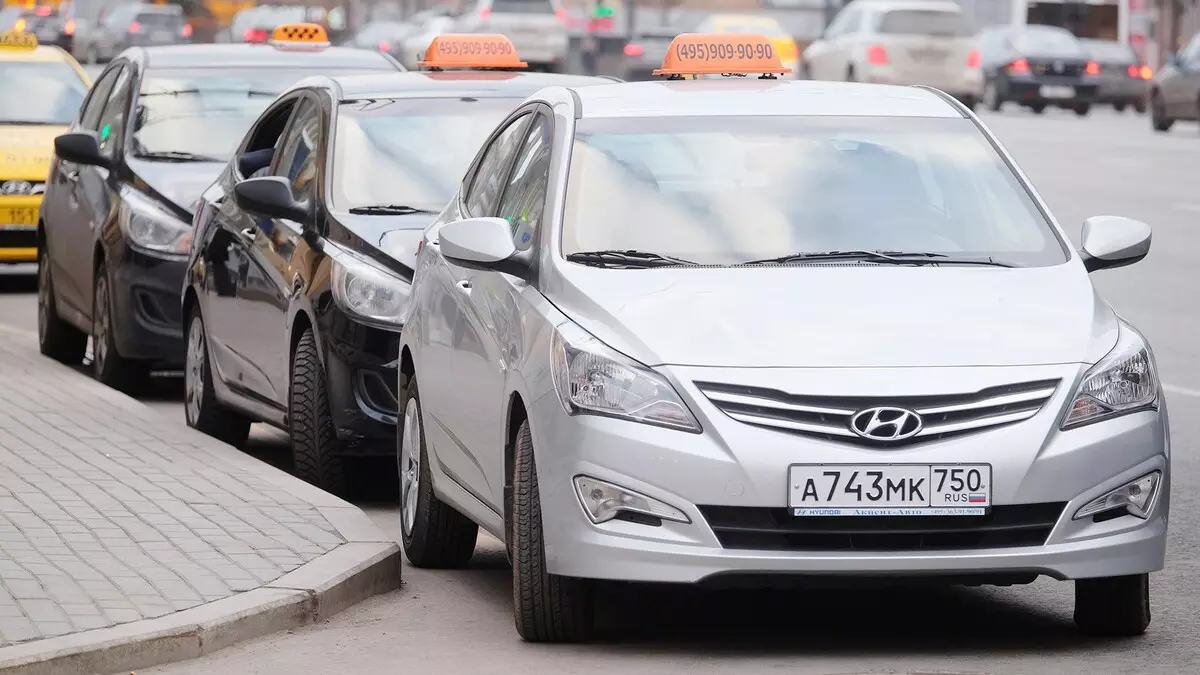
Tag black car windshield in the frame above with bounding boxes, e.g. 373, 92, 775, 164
333, 97, 519, 214
133, 68, 359, 162
0, 61, 88, 125
1013, 27, 1084, 56
561, 116, 1069, 267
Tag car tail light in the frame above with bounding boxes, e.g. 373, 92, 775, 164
378, 40, 391, 52
966, 48, 980, 69
1139, 65, 1152, 79
181, 23, 192, 37
128, 20, 141, 33
479, 6, 491, 20
1006, 58, 1030, 74
35, 5, 51, 15
64, 19, 76, 35
1085, 60, 1099, 75
865, 44, 887, 65
623, 42, 643, 57
555, 7, 567, 24
245, 28, 267, 43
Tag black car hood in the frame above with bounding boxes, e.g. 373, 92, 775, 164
128, 158, 226, 217
333, 212, 435, 274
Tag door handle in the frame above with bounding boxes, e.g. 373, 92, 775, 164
455, 279, 471, 293
239, 227, 257, 239
63, 168, 79, 182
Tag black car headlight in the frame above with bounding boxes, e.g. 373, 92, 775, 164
119, 189, 192, 259
330, 250, 411, 330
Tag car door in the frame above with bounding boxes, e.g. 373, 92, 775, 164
420, 111, 530, 506
460, 112, 553, 507
1163, 35, 1200, 117
234, 96, 322, 406
44, 64, 119, 316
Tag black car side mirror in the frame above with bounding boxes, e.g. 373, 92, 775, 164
54, 131, 111, 169
232, 176, 310, 224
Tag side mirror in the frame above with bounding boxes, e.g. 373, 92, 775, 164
232, 176, 309, 224
54, 132, 111, 169
438, 216, 528, 277
1079, 215, 1151, 272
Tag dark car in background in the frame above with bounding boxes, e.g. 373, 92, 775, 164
83, 3, 192, 64
622, 24, 681, 81
36, 39, 404, 393
0, 5, 77, 52
1081, 38, 1149, 113
977, 24, 1099, 115
1148, 31, 1200, 132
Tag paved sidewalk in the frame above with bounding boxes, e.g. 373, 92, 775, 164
0, 326, 400, 674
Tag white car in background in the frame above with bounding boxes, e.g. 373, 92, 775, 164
802, 0, 983, 108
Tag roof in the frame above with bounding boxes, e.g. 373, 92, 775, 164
569, 80, 963, 119
331, 71, 616, 100
0, 44, 74, 63
140, 44, 400, 70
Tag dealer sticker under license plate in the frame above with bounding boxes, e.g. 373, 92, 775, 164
789, 464, 991, 516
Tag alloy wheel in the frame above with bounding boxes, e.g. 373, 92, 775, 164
37, 260, 50, 340
399, 397, 421, 537
93, 276, 109, 374
185, 317, 206, 425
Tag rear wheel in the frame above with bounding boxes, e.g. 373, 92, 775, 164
1074, 574, 1151, 637
1134, 99, 1147, 114
1150, 91, 1173, 131
288, 328, 347, 495
37, 245, 87, 364
984, 81, 1002, 111
1113, 101, 1127, 112
1074, 102, 1091, 116
92, 262, 149, 393
1029, 102, 1046, 114
184, 307, 251, 448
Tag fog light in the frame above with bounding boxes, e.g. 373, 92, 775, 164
1074, 471, 1161, 520
573, 476, 689, 525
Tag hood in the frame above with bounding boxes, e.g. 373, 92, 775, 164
335, 212, 432, 271
128, 158, 225, 213
548, 264, 1118, 368
0, 125, 65, 179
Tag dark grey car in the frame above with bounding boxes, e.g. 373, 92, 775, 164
85, 4, 191, 64
1149, 31, 1200, 132
1081, 39, 1148, 113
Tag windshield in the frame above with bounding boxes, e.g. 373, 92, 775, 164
0, 61, 87, 125
562, 116, 1068, 267
334, 97, 519, 214
877, 9, 973, 37
1014, 27, 1083, 55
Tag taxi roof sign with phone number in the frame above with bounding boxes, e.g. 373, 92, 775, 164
654, 33, 791, 77
269, 23, 330, 50
418, 34, 527, 70
0, 31, 38, 50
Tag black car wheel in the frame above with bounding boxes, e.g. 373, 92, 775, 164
37, 245, 87, 364
288, 328, 347, 495
511, 419, 595, 642
92, 262, 148, 392
1028, 102, 1046, 114
1074, 102, 1091, 116
1150, 91, 1173, 131
1134, 99, 1147, 114
984, 80, 1002, 111
1075, 574, 1151, 636
184, 306, 251, 448
1113, 102, 1126, 112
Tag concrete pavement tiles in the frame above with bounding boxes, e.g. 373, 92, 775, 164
0, 326, 400, 673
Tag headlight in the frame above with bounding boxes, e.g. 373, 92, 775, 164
119, 190, 192, 258
330, 251, 411, 330
550, 321, 701, 433
1061, 322, 1158, 429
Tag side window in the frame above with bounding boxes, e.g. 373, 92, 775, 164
1181, 35, 1200, 64
464, 114, 530, 217
78, 67, 119, 130
272, 99, 321, 201
496, 116, 552, 252
95, 66, 133, 159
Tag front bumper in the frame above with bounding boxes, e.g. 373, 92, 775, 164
110, 247, 187, 366
532, 364, 1169, 584
317, 304, 401, 455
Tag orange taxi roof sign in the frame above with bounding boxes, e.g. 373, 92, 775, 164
653, 33, 791, 77
269, 23, 329, 49
417, 34, 527, 70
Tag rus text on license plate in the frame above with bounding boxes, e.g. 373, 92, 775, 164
0, 207, 38, 226
789, 464, 991, 516
1040, 85, 1075, 99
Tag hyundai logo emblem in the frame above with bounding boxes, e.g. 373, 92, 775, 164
849, 406, 923, 442
0, 180, 39, 196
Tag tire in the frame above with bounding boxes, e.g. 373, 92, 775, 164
511, 420, 594, 642
92, 262, 148, 393
288, 328, 347, 495
1134, 99, 1147, 114
37, 245, 86, 364
1074, 574, 1151, 637
959, 95, 978, 112
1029, 102, 1046, 114
1074, 103, 1091, 116
1113, 102, 1127, 112
1150, 92, 1173, 131
984, 81, 1002, 111
844, 65, 855, 82
397, 376, 478, 568
184, 306, 251, 448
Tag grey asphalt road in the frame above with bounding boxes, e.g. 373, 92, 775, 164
0, 107, 1197, 674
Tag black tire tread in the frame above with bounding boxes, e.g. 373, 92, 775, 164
289, 329, 347, 495
399, 377, 479, 568
92, 262, 148, 393
185, 308, 251, 449
1074, 574, 1151, 637
38, 247, 87, 364
511, 420, 594, 642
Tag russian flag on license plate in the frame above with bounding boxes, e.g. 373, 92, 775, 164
968, 493, 986, 503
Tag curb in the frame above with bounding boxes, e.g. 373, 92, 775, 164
0, 326, 403, 674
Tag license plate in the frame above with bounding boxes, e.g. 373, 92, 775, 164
1040, 85, 1075, 99
912, 49, 946, 61
152, 31, 172, 41
789, 464, 991, 516
0, 207, 38, 226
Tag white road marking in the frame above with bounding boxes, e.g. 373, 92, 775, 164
1164, 383, 1200, 398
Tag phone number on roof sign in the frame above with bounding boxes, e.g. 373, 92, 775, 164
437, 40, 514, 56
675, 41, 775, 61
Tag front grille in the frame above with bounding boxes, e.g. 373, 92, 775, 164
1032, 60, 1084, 77
696, 379, 1059, 446
0, 229, 37, 249
698, 503, 1065, 551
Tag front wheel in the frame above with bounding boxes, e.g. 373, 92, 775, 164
92, 262, 148, 392
184, 307, 251, 448
1029, 102, 1047, 114
984, 81, 1002, 111
1113, 102, 1127, 112
288, 328, 347, 495
1074, 574, 1151, 636
1074, 102, 1091, 116
37, 246, 87, 364
1150, 92, 1173, 131
1133, 99, 1147, 114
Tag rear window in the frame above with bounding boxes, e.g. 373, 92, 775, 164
491, 0, 555, 14
1014, 27, 1083, 55
135, 12, 184, 29
1083, 40, 1135, 62
877, 9, 973, 36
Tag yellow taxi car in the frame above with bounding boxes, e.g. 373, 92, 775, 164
0, 29, 89, 266
694, 13, 800, 78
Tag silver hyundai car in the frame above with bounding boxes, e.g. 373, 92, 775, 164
395, 77, 1168, 642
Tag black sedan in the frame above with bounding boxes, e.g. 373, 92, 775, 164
37, 37, 404, 392
1081, 38, 1149, 113
978, 24, 1099, 115
182, 57, 613, 493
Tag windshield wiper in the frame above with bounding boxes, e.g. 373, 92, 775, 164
132, 150, 222, 162
348, 204, 439, 215
742, 250, 1017, 267
566, 250, 698, 268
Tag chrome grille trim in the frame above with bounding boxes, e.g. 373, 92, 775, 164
696, 379, 1060, 446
